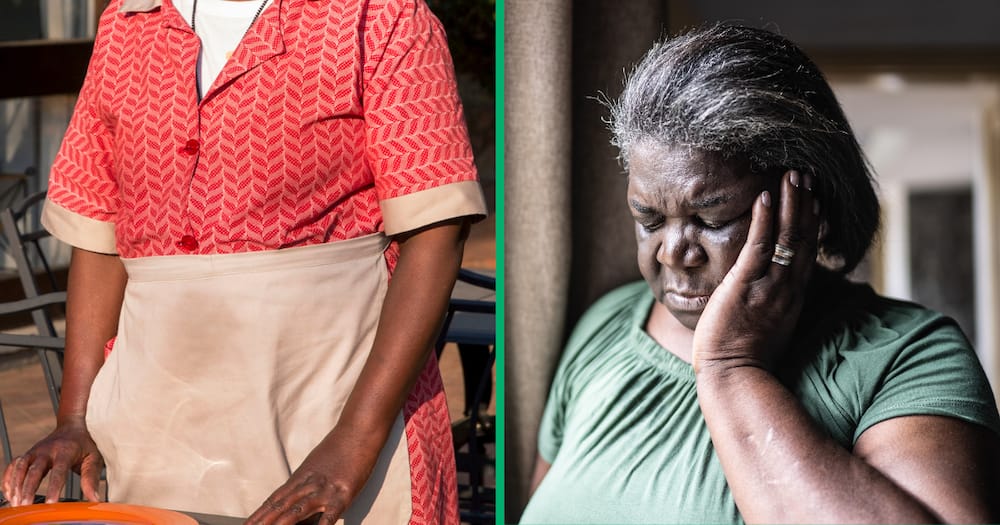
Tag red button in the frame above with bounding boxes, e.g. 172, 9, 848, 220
179, 139, 199, 155
176, 235, 199, 252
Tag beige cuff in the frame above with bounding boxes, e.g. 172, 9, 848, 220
119, 0, 161, 13
381, 180, 488, 236
41, 199, 118, 255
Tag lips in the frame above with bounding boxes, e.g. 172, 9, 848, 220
661, 289, 711, 312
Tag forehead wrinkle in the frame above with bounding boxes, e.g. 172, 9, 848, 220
629, 142, 757, 213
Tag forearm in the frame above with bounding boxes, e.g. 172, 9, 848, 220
57, 247, 127, 425
310, 219, 469, 467
697, 365, 938, 524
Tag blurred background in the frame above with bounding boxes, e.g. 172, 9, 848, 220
0, 1, 495, 522
505, 0, 1000, 521
0, 1, 95, 275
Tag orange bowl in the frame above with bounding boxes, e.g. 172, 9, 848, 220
0, 502, 197, 524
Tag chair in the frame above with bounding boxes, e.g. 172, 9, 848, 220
0, 191, 65, 412
1, 399, 12, 465
0, 190, 72, 496
0, 296, 66, 465
436, 269, 495, 525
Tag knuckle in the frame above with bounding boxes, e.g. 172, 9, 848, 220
751, 239, 771, 255
780, 230, 804, 247
747, 286, 769, 305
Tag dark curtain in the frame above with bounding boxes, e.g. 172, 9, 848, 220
504, 1, 668, 520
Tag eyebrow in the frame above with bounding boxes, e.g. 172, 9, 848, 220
629, 194, 733, 214
690, 194, 732, 210
628, 199, 658, 215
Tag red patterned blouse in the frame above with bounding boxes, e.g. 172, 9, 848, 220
42, 0, 486, 259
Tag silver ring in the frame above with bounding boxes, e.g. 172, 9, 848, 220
771, 243, 795, 266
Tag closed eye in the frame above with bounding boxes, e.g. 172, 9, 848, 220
639, 218, 663, 232
697, 216, 728, 230
629, 199, 664, 232
697, 208, 751, 230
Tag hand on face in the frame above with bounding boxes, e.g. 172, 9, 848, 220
691, 169, 820, 374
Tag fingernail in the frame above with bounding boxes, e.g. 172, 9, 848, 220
789, 170, 801, 188
761, 190, 771, 207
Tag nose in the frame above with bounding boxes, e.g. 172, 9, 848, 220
657, 223, 706, 269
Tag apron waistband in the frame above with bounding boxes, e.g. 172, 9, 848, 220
122, 233, 390, 282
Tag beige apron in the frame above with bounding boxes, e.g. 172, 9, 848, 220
85, 233, 412, 522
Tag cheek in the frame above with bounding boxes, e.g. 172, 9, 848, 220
634, 227, 660, 282
702, 225, 749, 272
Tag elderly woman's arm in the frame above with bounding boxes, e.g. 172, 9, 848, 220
698, 371, 1000, 523
694, 172, 1000, 523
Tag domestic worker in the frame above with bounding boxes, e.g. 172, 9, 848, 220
520, 24, 1000, 524
1, 0, 487, 523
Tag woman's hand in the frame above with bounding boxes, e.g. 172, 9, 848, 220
245, 434, 377, 525
689, 170, 985, 523
1, 420, 104, 505
692, 170, 820, 374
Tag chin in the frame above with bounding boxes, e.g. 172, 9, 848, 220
671, 310, 701, 331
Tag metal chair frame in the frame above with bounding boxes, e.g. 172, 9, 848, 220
0, 191, 64, 412
0, 190, 74, 498
436, 269, 496, 524
0, 289, 67, 467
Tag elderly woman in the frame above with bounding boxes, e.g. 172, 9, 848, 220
520, 24, 1000, 524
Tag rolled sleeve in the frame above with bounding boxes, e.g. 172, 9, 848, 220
365, 0, 483, 232
380, 180, 486, 235
44, 2, 120, 252
41, 199, 117, 255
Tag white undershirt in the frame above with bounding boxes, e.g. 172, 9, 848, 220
173, 0, 273, 96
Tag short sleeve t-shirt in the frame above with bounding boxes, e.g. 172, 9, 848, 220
521, 278, 1000, 524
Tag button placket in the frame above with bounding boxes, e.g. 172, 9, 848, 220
178, 122, 201, 253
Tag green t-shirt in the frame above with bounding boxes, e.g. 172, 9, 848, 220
520, 279, 1000, 524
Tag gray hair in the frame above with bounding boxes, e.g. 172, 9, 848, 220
609, 24, 879, 274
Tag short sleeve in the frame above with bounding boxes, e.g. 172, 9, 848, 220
854, 312, 1000, 441
41, 2, 120, 255
537, 283, 650, 463
362, 0, 487, 235
537, 303, 609, 463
